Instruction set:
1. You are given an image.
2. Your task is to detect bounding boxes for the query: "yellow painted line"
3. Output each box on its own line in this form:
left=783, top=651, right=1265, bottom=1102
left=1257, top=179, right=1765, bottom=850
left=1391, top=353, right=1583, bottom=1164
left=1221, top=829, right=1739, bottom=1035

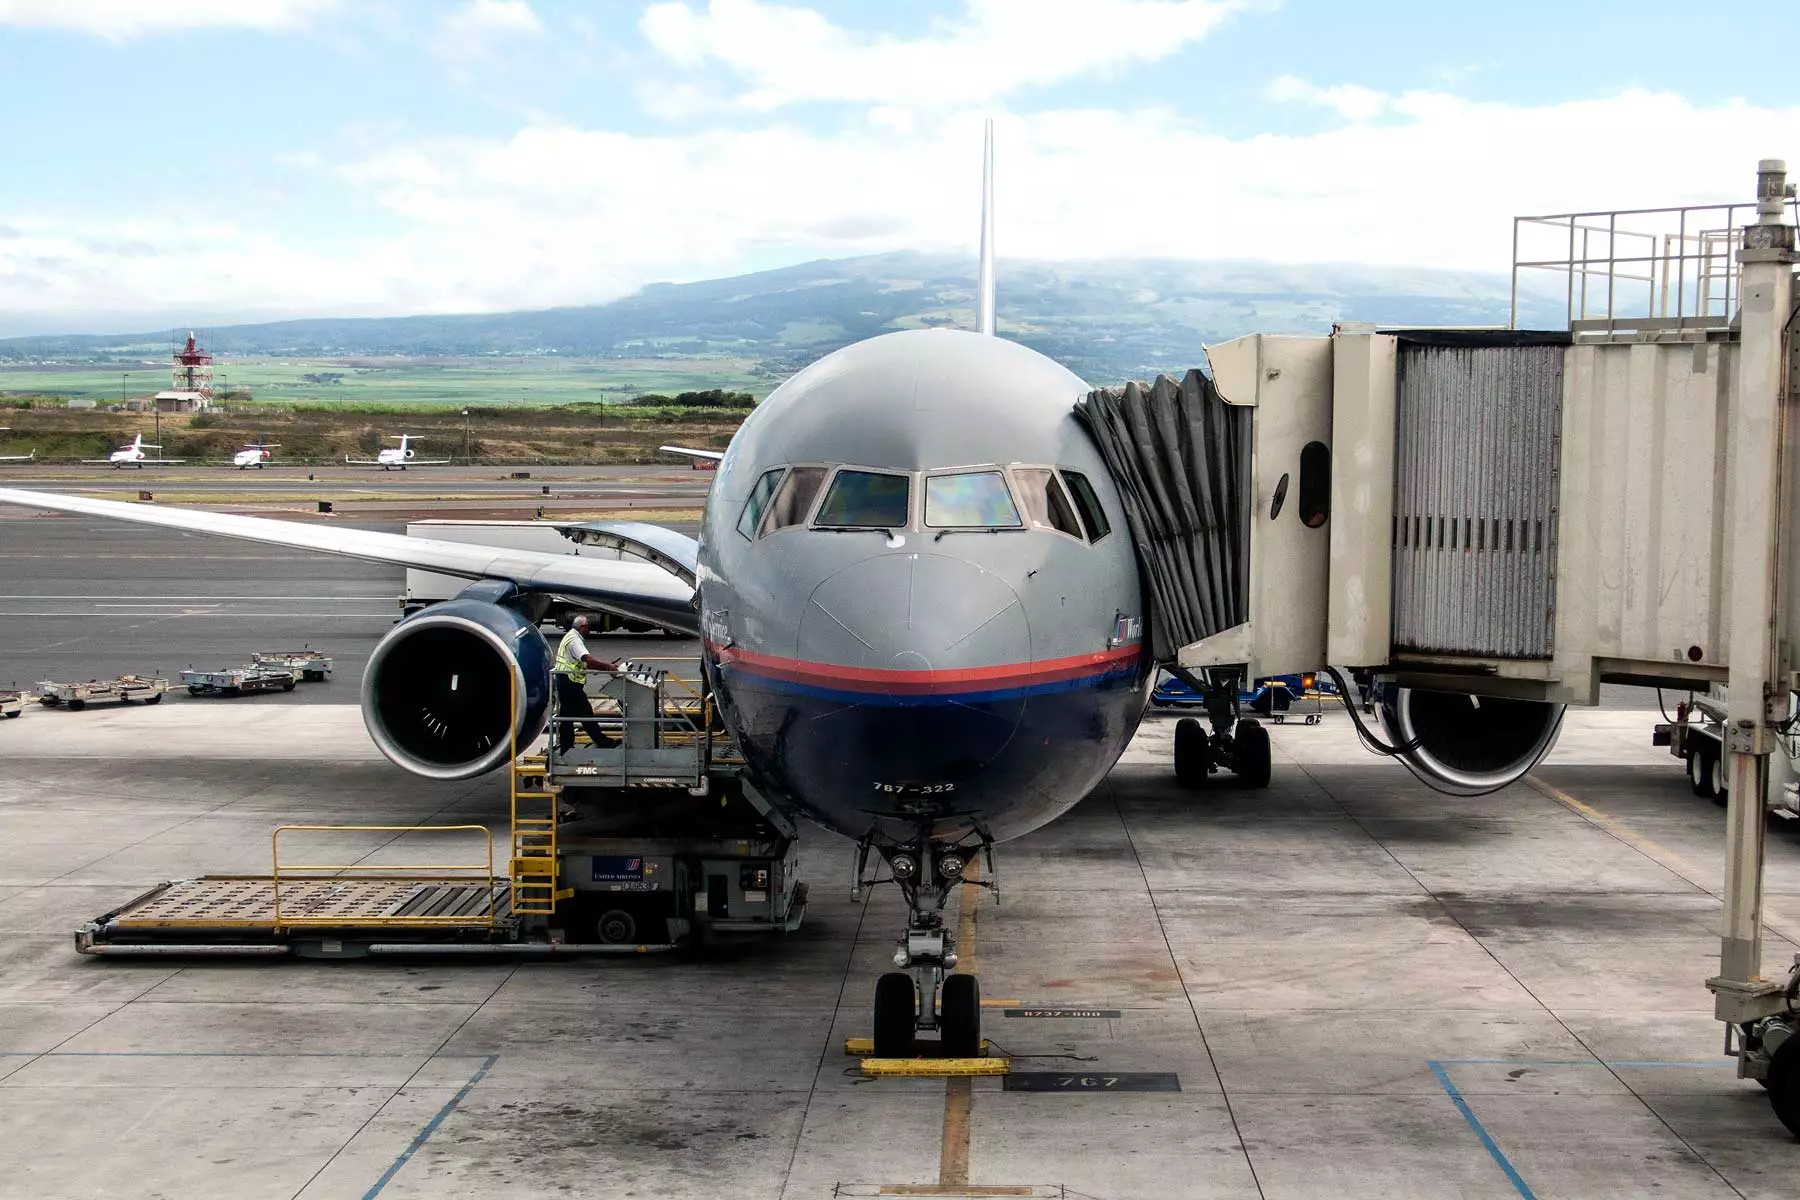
left=939, top=1076, right=973, bottom=1186
left=978, top=999, right=1021, bottom=1007
left=1525, top=774, right=1797, bottom=942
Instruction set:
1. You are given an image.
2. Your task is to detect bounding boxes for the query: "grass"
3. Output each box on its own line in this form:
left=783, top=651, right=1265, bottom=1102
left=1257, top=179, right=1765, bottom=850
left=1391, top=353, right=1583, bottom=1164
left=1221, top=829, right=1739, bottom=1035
left=0, top=355, right=770, bottom=408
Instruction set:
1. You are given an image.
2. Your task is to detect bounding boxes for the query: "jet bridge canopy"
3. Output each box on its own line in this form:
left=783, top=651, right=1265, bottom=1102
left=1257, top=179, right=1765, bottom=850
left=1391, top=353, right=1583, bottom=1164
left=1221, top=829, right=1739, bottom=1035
left=1073, top=369, right=1253, bottom=665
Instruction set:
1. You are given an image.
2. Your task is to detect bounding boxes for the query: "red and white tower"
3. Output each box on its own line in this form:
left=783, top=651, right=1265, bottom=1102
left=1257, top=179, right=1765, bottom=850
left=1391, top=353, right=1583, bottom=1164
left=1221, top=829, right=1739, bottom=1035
left=171, top=332, right=214, bottom=404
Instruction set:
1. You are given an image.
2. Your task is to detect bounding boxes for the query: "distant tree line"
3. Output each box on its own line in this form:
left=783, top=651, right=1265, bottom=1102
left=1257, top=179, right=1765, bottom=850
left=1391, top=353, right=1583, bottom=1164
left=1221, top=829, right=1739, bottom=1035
left=625, top=388, right=756, bottom=409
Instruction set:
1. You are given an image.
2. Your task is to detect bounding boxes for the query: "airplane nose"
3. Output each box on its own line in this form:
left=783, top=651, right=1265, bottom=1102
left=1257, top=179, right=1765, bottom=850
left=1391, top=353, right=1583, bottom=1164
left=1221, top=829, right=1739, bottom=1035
left=797, top=552, right=1029, bottom=784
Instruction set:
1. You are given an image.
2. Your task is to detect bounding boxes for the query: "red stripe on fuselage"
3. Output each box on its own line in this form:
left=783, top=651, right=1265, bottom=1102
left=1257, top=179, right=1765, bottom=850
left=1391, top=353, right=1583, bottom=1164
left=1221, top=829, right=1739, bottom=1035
left=709, top=642, right=1141, bottom=695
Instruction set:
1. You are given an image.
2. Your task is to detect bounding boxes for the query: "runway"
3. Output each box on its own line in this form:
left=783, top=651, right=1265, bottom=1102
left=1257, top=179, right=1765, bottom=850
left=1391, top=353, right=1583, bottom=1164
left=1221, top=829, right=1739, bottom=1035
left=0, top=477, right=697, bottom=696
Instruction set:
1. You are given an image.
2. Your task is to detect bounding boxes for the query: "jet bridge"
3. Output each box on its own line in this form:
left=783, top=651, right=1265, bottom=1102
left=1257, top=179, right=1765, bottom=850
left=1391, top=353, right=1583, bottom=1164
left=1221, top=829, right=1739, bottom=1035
left=1088, top=159, right=1800, bottom=1135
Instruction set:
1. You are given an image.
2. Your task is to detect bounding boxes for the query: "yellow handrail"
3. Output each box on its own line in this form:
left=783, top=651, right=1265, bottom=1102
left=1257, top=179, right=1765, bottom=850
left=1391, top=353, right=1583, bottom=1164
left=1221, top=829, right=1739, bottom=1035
left=271, top=824, right=497, bottom=928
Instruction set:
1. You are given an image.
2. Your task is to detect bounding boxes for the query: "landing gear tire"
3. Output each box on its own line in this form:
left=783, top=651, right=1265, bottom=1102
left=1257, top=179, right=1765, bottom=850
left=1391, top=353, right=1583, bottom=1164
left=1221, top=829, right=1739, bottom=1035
left=596, top=909, right=636, bottom=944
left=939, top=973, right=981, bottom=1057
left=1234, top=718, right=1271, bottom=788
left=1769, top=1033, right=1800, bottom=1137
left=873, top=971, right=917, bottom=1058
left=1174, top=717, right=1209, bottom=787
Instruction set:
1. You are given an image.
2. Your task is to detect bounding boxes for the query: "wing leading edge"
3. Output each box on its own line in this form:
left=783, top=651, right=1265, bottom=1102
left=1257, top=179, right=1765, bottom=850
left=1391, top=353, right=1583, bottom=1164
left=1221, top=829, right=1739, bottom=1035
left=0, top=487, right=698, bottom=633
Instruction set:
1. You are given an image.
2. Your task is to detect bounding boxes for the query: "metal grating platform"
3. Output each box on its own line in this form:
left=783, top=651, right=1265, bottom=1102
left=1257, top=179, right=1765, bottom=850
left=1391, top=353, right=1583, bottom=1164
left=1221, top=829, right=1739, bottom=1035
left=109, top=876, right=511, bottom=929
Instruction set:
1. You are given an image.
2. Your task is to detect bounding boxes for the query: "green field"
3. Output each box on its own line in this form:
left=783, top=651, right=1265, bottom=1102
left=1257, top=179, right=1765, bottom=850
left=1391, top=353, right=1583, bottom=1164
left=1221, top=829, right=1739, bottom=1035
left=0, top=355, right=771, bottom=408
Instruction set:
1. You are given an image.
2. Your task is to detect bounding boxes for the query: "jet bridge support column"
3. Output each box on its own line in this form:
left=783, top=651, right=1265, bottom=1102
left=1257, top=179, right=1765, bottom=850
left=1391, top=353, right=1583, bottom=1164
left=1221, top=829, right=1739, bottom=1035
left=1709, top=161, right=1800, bottom=1114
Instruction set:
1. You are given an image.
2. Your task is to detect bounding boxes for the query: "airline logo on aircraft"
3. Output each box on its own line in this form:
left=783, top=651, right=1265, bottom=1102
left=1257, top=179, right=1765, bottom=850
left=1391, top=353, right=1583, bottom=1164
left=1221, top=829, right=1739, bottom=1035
left=1109, top=614, right=1143, bottom=648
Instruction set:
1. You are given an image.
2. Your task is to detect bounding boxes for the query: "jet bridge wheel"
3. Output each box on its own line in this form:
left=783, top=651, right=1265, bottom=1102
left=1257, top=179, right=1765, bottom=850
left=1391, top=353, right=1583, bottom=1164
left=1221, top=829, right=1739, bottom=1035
left=1174, top=717, right=1211, bottom=787
left=1233, top=719, right=1272, bottom=788
left=873, top=972, right=917, bottom=1058
left=1770, top=1032, right=1800, bottom=1137
left=939, top=973, right=981, bottom=1057
left=1689, top=747, right=1713, bottom=798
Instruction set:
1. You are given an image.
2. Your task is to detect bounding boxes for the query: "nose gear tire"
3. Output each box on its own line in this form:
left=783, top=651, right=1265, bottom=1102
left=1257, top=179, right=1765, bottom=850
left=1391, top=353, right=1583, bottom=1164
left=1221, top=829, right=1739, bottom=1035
left=1174, top=717, right=1209, bottom=788
left=1234, top=718, right=1271, bottom=788
left=873, top=971, right=917, bottom=1058
left=939, top=973, right=981, bottom=1057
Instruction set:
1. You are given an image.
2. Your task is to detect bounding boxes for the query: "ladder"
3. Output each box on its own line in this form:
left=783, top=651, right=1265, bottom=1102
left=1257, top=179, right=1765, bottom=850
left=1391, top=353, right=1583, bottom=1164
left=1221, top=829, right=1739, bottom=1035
left=509, top=754, right=570, bottom=916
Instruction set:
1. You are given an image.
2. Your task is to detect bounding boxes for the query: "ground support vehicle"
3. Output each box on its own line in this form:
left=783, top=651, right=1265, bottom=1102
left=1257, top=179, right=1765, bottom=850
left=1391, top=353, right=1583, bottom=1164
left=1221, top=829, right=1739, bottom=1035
left=0, top=690, right=21, bottom=719
left=179, top=666, right=297, bottom=698
left=251, top=650, right=333, bottom=682
left=36, top=675, right=167, bottom=711
left=75, top=660, right=805, bottom=957
left=1656, top=689, right=1800, bottom=817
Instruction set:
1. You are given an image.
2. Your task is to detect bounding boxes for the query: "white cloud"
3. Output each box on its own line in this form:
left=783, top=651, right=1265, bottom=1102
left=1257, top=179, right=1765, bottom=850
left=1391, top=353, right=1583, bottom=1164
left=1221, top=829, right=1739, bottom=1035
left=639, top=0, right=1246, bottom=109
left=0, top=0, right=336, bottom=38
left=3, top=87, right=1797, bottom=330
left=1268, top=74, right=1391, bottom=121
left=434, top=0, right=544, bottom=65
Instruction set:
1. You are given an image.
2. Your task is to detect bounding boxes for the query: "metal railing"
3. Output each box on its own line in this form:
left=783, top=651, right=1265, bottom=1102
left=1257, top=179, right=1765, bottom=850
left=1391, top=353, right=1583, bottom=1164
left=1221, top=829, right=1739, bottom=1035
left=270, top=824, right=498, bottom=928
left=1510, top=196, right=1800, bottom=336
left=547, top=663, right=717, bottom=787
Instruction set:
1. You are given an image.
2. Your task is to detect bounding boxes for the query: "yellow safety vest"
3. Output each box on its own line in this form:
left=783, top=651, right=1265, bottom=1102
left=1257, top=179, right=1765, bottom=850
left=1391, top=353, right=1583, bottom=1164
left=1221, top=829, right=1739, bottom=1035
left=555, top=628, right=587, bottom=685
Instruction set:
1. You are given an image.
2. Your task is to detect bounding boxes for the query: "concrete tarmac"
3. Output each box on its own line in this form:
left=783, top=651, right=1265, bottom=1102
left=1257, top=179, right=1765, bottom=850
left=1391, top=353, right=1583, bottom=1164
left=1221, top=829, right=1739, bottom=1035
left=1, top=702, right=1798, bottom=1198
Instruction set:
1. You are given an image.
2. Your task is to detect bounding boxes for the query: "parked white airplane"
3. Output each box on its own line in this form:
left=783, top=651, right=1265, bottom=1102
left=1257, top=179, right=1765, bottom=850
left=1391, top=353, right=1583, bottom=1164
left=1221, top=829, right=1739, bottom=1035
left=346, top=435, right=451, bottom=470
left=0, top=429, right=32, bottom=463
left=85, top=434, right=184, bottom=469
left=231, top=443, right=278, bottom=469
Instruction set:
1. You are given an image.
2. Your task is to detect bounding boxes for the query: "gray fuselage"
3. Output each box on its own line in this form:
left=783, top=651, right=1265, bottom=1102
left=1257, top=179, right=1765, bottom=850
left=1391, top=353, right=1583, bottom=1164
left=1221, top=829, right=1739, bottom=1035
left=697, top=330, right=1151, bottom=846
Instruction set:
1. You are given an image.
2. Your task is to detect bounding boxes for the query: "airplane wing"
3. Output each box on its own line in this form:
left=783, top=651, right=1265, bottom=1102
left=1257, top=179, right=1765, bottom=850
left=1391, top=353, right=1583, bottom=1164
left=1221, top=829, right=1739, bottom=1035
left=0, top=452, right=33, bottom=462
left=344, top=456, right=382, bottom=465
left=406, top=457, right=454, bottom=465
left=0, top=487, right=699, bottom=633
left=659, top=445, right=726, bottom=462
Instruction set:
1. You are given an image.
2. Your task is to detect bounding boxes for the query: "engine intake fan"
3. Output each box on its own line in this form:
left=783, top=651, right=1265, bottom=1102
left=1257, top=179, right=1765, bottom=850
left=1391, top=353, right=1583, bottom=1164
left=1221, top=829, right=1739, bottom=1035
left=361, top=598, right=551, bottom=780
left=1378, top=686, right=1565, bottom=795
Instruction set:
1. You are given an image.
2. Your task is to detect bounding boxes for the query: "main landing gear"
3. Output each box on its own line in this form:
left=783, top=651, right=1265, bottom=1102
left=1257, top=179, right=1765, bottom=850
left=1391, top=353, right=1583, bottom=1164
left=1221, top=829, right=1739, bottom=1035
left=1171, top=668, right=1271, bottom=789
left=854, top=824, right=996, bottom=1058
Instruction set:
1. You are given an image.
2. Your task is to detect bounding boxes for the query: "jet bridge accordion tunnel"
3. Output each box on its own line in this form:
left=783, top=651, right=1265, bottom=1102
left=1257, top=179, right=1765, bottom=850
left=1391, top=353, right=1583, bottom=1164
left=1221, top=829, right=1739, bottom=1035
left=1081, top=323, right=1772, bottom=794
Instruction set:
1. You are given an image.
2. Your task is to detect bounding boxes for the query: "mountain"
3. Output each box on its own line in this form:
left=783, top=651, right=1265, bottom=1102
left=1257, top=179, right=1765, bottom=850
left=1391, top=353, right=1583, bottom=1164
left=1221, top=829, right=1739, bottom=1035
left=0, top=252, right=1562, bottom=384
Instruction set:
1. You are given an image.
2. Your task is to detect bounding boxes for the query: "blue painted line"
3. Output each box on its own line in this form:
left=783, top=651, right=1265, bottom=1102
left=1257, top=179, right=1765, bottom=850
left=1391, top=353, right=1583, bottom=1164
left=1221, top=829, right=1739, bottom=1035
left=1428, top=1060, right=1538, bottom=1200
left=362, top=1054, right=499, bottom=1200
left=1429, top=1058, right=1737, bottom=1199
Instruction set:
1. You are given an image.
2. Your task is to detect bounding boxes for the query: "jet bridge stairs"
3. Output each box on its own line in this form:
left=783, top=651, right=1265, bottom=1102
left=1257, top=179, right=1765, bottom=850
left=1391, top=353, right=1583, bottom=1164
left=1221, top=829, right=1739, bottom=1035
left=74, top=660, right=807, bottom=958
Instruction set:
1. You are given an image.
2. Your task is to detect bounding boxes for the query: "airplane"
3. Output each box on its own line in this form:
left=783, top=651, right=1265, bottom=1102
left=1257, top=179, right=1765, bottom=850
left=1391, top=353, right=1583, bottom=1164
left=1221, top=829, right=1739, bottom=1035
left=231, top=442, right=279, bottom=469
left=84, top=433, right=185, bottom=469
left=346, top=434, right=451, bottom=470
left=0, top=429, right=33, bottom=463
left=0, top=123, right=1559, bottom=1056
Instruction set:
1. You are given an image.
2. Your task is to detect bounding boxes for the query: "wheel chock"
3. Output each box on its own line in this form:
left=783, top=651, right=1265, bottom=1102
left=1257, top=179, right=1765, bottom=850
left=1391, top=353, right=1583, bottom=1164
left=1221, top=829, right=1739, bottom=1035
left=860, top=1057, right=1009, bottom=1078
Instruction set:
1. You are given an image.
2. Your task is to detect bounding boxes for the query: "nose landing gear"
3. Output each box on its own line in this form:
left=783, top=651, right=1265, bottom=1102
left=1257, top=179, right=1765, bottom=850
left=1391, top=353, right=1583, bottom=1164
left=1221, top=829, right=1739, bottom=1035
left=855, top=827, right=995, bottom=1058
left=1170, top=668, right=1272, bottom=788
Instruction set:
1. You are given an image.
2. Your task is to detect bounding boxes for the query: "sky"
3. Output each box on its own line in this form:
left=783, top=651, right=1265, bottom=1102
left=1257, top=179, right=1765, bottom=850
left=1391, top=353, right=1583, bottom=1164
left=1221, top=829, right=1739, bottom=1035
left=0, top=0, right=1797, bottom=335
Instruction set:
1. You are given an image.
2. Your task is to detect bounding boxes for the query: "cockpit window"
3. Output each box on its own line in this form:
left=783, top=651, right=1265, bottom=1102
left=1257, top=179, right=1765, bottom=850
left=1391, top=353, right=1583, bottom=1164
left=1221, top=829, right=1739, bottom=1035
left=760, top=466, right=826, bottom=534
left=1061, top=470, right=1111, bottom=542
left=925, top=471, right=1022, bottom=529
left=814, top=469, right=910, bottom=529
left=1012, top=468, right=1083, bottom=538
left=737, top=467, right=785, bottom=540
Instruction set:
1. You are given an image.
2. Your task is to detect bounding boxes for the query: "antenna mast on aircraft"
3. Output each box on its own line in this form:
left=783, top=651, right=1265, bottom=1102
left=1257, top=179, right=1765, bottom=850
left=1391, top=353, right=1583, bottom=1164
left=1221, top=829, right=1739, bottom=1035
left=977, top=118, right=996, bottom=337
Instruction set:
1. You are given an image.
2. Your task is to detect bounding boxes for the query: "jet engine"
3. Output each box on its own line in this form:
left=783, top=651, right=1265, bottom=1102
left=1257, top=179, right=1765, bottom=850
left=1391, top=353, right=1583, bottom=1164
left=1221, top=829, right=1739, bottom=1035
left=360, top=598, right=551, bottom=780
left=1377, top=686, right=1565, bottom=795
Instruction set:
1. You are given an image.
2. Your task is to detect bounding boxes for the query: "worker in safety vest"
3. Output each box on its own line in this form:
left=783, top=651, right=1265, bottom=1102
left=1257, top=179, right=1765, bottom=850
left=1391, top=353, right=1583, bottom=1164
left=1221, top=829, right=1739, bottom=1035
left=553, top=615, right=618, bottom=751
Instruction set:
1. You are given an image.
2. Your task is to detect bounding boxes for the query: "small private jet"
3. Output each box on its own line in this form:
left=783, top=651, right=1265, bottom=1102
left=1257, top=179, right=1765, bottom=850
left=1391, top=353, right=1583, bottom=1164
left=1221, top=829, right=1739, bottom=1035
left=85, top=434, right=184, bottom=469
left=230, top=442, right=279, bottom=469
left=0, top=429, right=33, bottom=463
left=346, top=434, right=451, bottom=470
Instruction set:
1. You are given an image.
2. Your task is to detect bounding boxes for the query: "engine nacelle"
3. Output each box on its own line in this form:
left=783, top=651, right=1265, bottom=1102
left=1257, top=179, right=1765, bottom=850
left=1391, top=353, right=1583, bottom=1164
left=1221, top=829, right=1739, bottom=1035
left=361, top=598, right=551, bottom=780
left=1378, top=687, right=1565, bottom=795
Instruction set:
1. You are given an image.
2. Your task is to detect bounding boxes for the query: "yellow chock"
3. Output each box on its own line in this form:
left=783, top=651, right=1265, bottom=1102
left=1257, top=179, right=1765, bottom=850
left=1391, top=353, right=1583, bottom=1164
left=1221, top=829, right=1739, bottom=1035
left=844, top=1037, right=991, bottom=1057
left=860, top=1057, right=1009, bottom=1078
